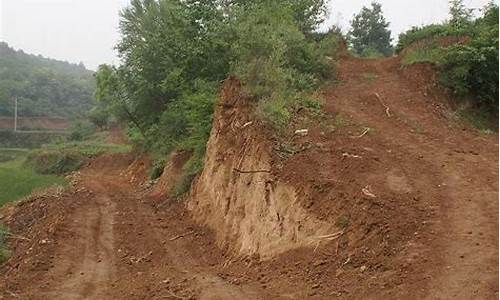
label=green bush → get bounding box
[396,24,451,53]
[149,159,165,180]
[256,95,293,130]
[25,151,84,175]
[401,46,444,65]
[93,0,336,197]
[399,4,498,119]
[361,47,385,58]
[231,1,334,131]
[0,131,66,148]
[0,224,10,263]
[68,121,96,141]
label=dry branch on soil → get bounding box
[169,231,195,241]
[163,289,190,300]
[374,93,391,117]
[351,128,370,138]
[4,232,31,241]
[233,168,271,174]
[312,230,345,252]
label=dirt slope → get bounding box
[322,56,498,298]
[0,56,498,300]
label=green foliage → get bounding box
[0,42,95,118]
[449,0,473,29]
[94,0,335,196]
[26,138,131,175]
[360,47,384,58]
[336,215,350,228]
[87,106,110,129]
[68,121,96,142]
[348,2,393,57]
[399,3,498,119]
[231,1,333,130]
[150,159,166,180]
[0,224,11,263]
[26,151,84,175]
[396,24,451,53]
[0,149,66,206]
[401,47,444,65]
[256,96,293,131]
[0,131,67,148]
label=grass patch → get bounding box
[457,106,498,132]
[0,223,10,263]
[25,141,131,175]
[401,47,444,66]
[0,149,67,207]
[336,215,350,228]
[362,73,378,81]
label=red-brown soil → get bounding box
[0,56,497,299]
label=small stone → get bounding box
[360,265,368,272]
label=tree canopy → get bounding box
[94,0,337,178]
[348,1,393,57]
[0,42,95,118]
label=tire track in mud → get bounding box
[44,179,117,300]
[34,173,266,300]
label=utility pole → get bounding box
[14,97,17,132]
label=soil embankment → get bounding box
[0,56,497,299]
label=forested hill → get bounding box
[0,42,95,118]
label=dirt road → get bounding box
[325,56,498,299]
[0,56,498,299]
[1,162,270,299]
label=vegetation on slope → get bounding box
[398,1,498,122]
[0,148,66,206]
[93,0,339,187]
[0,42,95,118]
[25,127,131,175]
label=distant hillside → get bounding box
[0,42,95,118]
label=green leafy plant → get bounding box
[0,224,11,263]
[348,2,393,57]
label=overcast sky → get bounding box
[0,0,492,70]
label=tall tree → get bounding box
[449,0,473,28]
[348,2,393,57]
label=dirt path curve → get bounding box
[43,178,117,300]
[326,56,498,299]
[23,166,267,300]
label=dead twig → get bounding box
[169,230,195,241]
[312,230,345,252]
[6,290,20,298]
[312,230,345,241]
[362,186,376,198]
[2,232,31,241]
[241,121,253,129]
[374,93,391,117]
[233,168,271,174]
[351,127,370,139]
[163,289,189,300]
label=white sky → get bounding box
[0,0,493,70]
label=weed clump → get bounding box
[0,224,11,263]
